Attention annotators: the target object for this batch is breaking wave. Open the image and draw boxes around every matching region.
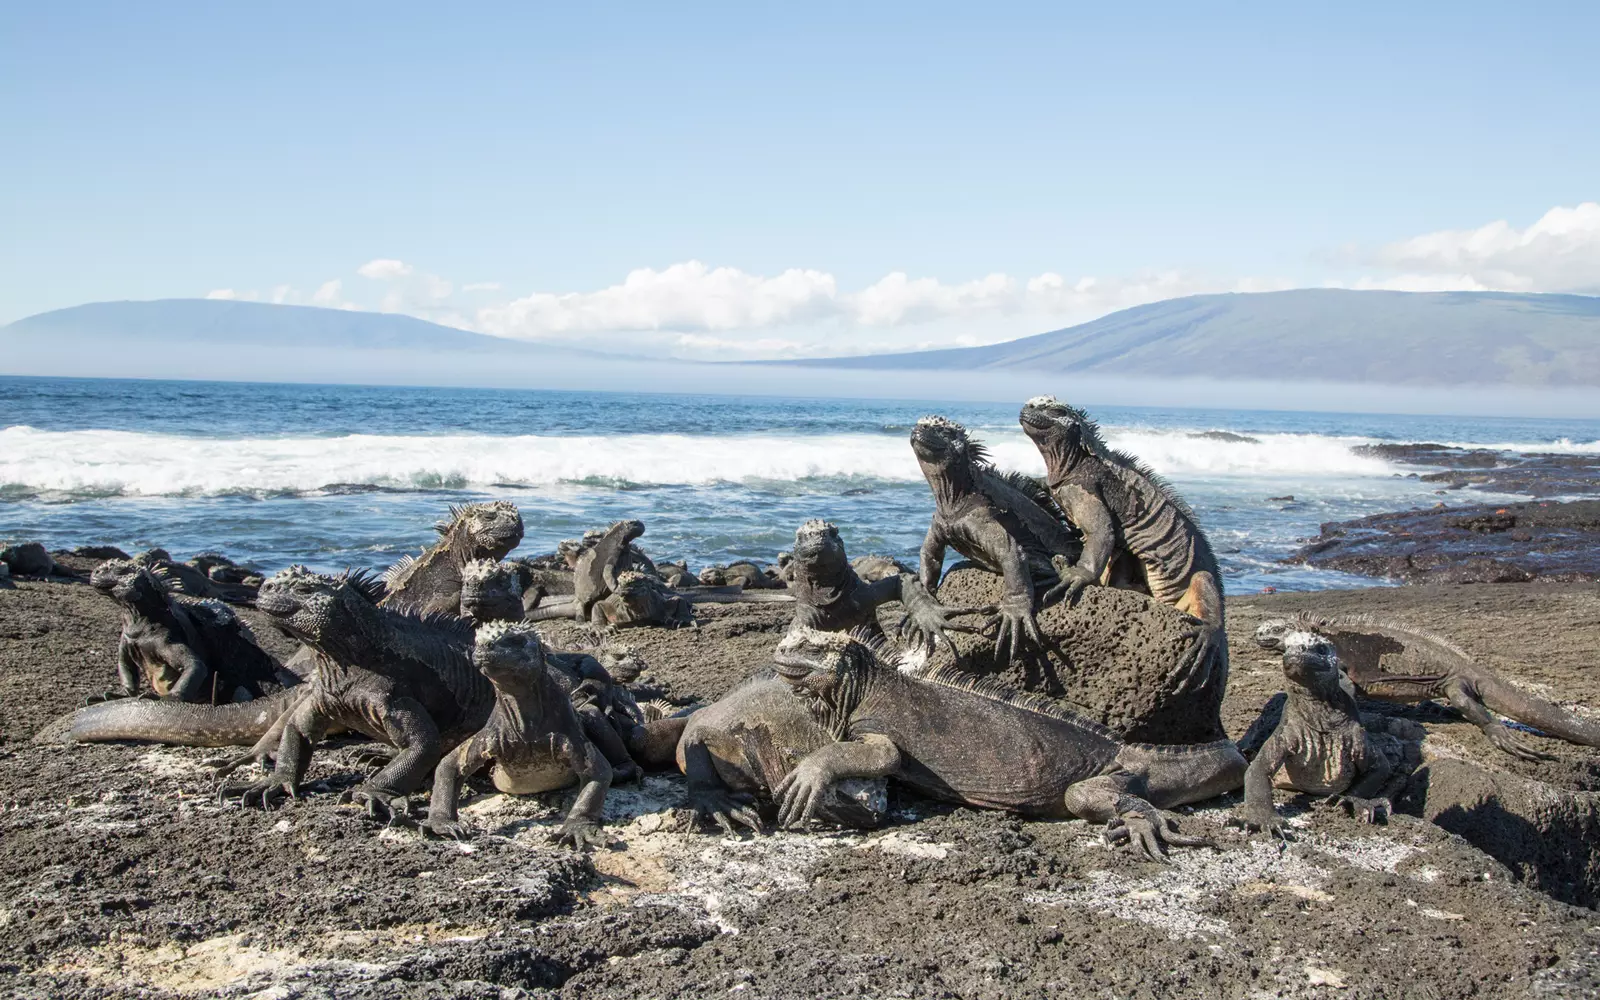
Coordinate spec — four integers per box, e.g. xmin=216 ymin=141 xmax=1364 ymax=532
xmin=0 ymin=423 xmax=1417 ymax=499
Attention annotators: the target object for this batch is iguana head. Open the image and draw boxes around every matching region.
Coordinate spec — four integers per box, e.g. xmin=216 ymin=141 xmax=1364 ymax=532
xmin=439 ymin=501 xmax=525 ymax=561
xmin=773 ymin=627 xmax=880 ymax=733
xmin=90 ymin=558 xmax=169 ymax=607
xmin=596 ymin=571 xmax=679 ymax=627
xmin=1254 ymin=618 xmax=1295 ymax=651
xmin=791 ymin=519 xmax=848 ymax=574
xmin=256 ymin=565 xmax=384 ymax=643
xmin=472 ymin=620 xmax=550 ymax=695
xmin=1277 ymin=629 xmax=1343 ymax=688
xmin=910 ymin=416 xmax=985 ymax=468
xmin=459 ymin=559 xmax=525 ymax=624
xmin=1019 ymin=395 xmax=1096 ymax=470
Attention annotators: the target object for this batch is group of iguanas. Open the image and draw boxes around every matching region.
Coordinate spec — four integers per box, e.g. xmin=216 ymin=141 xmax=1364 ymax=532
xmin=35 ymin=397 xmax=1600 ymax=860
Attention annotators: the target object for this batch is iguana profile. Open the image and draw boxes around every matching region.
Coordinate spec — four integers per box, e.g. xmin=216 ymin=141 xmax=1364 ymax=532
xmin=87 ymin=558 xmax=295 ymax=703
xmin=911 ymin=416 xmax=1082 ymax=671
xmin=787 ymin=518 xmax=984 ymax=653
xmin=1235 ymin=629 xmax=1421 ymax=838
xmin=1256 ymin=614 xmax=1600 ymax=761
xmin=381 ymin=501 xmax=525 ymax=617
xmin=424 ymin=621 xmax=613 ymax=849
xmin=772 ymin=628 xmax=1245 ymax=859
xmin=1019 ymin=396 xmax=1226 ymax=695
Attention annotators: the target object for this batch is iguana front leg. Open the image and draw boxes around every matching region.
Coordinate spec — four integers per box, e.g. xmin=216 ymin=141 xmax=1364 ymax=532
xmin=86 ymin=640 xmax=143 ymax=703
xmin=1443 ymin=676 xmax=1553 ymax=762
xmin=1047 ymin=483 xmax=1117 ymax=602
xmin=551 ymin=735 xmax=612 ymax=850
xmin=917 ymin=522 xmax=948 ymax=595
xmin=340 ymin=695 xmax=444 ymax=823
xmin=424 ymin=735 xmax=490 ymax=839
xmin=1319 ymin=739 xmax=1394 ymax=824
xmin=774 ymin=734 xmax=901 ymax=829
xmin=1232 ymin=731 xmax=1292 ymax=839
xmin=160 ymin=641 xmax=213 ymax=703
xmin=1063 ymin=772 xmax=1213 ymax=862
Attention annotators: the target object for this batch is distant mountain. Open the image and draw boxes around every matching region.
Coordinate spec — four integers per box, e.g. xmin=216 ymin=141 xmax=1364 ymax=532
xmin=777 ymin=290 xmax=1600 ymax=386
xmin=1 ymin=298 xmax=612 ymax=358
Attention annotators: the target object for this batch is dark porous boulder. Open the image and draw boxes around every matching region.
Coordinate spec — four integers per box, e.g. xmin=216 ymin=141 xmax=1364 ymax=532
xmin=931 ymin=565 xmax=1224 ymax=744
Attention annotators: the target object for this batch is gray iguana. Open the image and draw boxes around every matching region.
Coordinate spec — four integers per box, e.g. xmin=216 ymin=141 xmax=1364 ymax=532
xmin=1255 ymin=614 xmax=1600 ymax=761
xmin=458 ymin=558 xmax=527 ymax=624
xmin=771 ymin=628 xmax=1245 ymax=859
xmin=787 ymin=518 xmax=984 ymax=653
xmin=87 ymin=558 xmax=295 ymax=703
xmin=1235 ymin=628 xmax=1422 ymax=838
xmin=423 ymin=621 xmax=613 ymax=848
xmin=1019 ymin=396 xmax=1226 ymax=696
xmin=381 ymin=501 xmax=525 ymax=617
xmin=910 ymin=416 xmax=1082 ymax=673
xmin=675 ymin=674 xmax=889 ymax=834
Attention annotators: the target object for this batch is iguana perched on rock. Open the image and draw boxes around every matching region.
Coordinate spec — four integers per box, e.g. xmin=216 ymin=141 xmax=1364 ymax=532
xmin=772 ymin=628 xmax=1245 ymax=859
xmin=1235 ymin=628 xmax=1422 ymax=838
xmin=590 ymin=570 xmax=694 ymax=628
xmin=130 ymin=548 xmax=254 ymax=603
xmin=787 ymin=518 xmax=984 ymax=652
xmin=910 ymin=416 xmax=1082 ymax=672
xmin=1019 ymin=396 xmax=1226 ymax=696
xmin=1255 ymin=614 xmax=1600 ymax=761
xmin=423 ymin=621 xmax=613 ymax=848
xmin=675 ymin=675 xmax=889 ymax=834
xmin=381 ymin=501 xmax=525 ymax=617
xmin=87 ymin=558 xmax=296 ymax=704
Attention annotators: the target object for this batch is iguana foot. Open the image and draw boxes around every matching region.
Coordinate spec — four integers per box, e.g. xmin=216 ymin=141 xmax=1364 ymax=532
xmin=1485 ymin=723 xmax=1555 ymax=762
xmin=423 ymin=816 xmax=472 ymax=840
xmin=1319 ymin=794 xmax=1391 ymax=825
xmin=895 ymin=576 xmax=991 ymax=656
xmin=1102 ymin=799 xmax=1213 ymax=862
xmin=1168 ymin=624 xmax=1220 ymax=696
xmin=348 ymin=745 xmax=400 ymax=770
xmin=610 ymin=758 xmax=643 ymax=785
xmin=220 ymin=778 xmax=296 ymax=810
xmin=774 ymin=759 xmax=836 ymax=829
xmin=1228 ymin=804 xmax=1290 ymax=841
xmin=206 ymin=748 xmax=275 ymax=780
xmin=550 ymin=817 xmax=608 ymax=851
xmin=688 ymin=786 xmax=763 ymax=836
xmin=1041 ymin=557 xmax=1096 ymax=606
xmin=340 ymin=784 xmax=414 ymax=824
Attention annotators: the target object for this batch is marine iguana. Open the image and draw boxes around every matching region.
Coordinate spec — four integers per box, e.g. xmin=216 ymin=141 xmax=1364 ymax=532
xmin=1235 ymin=629 xmax=1421 ymax=838
xmin=130 ymin=548 xmax=255 ymax=603
xmin=787 ymin=518 xmax=984 ymax=653
xmin=1019 ymin=396 xmax=1226 ymax=695
xmin=675 ymin=675 xmax=889 ymax=834
xmin=458 ymin=558 xmax=527 ymax=623
xmin=87 ymin=558 xmax=295 ymax=704
xmin=381 ymin=501 xmax=525 ymax=617
xmin=771 ymin=628 xmax=1245 ymax=859
xmin=910 ymin=416 xmax=1082 ymax=671
xmin=423 ymin=621 xmax=613 ymax=849
xmin=1255 ymin=614 xmax=1600 ymax=761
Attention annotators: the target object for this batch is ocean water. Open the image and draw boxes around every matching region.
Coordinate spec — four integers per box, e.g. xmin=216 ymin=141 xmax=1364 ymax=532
xmin=4 ymin=375 xmax=1599 ymax=594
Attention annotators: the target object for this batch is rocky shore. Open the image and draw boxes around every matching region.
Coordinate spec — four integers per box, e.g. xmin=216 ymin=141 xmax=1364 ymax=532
xmin=3 ymin=567 xmax=1600 ymax=998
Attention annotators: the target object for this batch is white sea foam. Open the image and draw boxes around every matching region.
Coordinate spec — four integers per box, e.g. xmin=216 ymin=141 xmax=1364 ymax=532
xmin=0 ymin=423 xmax=1417 ymax=497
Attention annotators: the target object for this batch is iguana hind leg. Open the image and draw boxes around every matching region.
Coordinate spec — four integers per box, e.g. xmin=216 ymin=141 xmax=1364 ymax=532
xmin=339 ymin=695 xmax=444 ymax=822
xmin=1444 ymin=677 xmax=1554 ymax=762
xmin=1063 ymin=772 xmax=1213 ymax=862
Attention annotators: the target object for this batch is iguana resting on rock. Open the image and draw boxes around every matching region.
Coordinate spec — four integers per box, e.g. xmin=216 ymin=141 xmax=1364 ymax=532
xmin=87 ymin=558 xmax=296 ymax=703
xmin=787 ymin=518 xmax=983 ymax=652
xmin=1019 ymin=396 xmax=1226 ymax=696
xmin=130 ymin=548 xmax=255 ymax=603
xmin=675 ymin=674 xmax=889 ymax=834
xmin=423 ymin=621 xmax=613 ymax=848
xmin=1255 ymin=614 xmax=1600 ymax=761
xmin=911 ymin=416 xmax=1082 ymax=672
xmin=459 ymin=559 xmax=527 ymax=623
xmin=1235 ymin=628 xmax=1422 ymax=838
xmin=2 ymin=541 xmax=57 ymax=577
xmin=382 ymin=501 xmax=525 ymax=617
xmin=772 ymin=628 xmax=1245 ymax=859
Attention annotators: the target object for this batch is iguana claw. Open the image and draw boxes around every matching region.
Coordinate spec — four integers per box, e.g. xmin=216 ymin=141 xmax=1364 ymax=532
xmin=1319 ymin=794 xmax=1391 ymax=825
xmin=220 ymin=778 xmax=296 ymax=810
xmin=550 ymin=817 xmax=608 ymax=851
xmin=1042 ymin=557 xmax=1096 ymax=607
xmin=1103 ymin=800 xmax=1212 ymax=862
xmin=1228 ymin=804 xmax=1290 ymax=841
xmin=341 ymin=784 xmax=413 ymax=824
xmin=1486 ymin=724 xmax=1554 ymax=762
xmin=689 ymin=786 xmax=763 ymax=836
xmin=423 ymin=817 xmax=471 ymax=840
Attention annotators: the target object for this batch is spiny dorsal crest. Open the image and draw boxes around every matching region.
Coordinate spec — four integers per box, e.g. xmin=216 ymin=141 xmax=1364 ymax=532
xmin=475 ymin=618 xmax=546 ymax=649
xmin=339 ymin=568 xmax=387 ymax=604
xmin=1279 ymin=611 xmax=1474 ymax=661
xmin=1036 ymin=398 xmax=1200 ymax=522
xmin=462 ymin=558 xmax=520 ymax=588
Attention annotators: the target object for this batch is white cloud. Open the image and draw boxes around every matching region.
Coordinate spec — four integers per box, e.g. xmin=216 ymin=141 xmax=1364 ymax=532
xmin=357 ymin=258 xmax=414 ymax=280
xmin=1364 ymin=202 xmax=1600 ymax=294
xmin=204 ymin=289 xmax=238 ymax=300
xmin=269 ymin=284 xmax=293 ymax=304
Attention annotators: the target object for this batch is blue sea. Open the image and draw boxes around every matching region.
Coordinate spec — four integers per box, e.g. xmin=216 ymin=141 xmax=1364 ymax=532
xmin=4 ymin=375 xmax=1599 ymax=593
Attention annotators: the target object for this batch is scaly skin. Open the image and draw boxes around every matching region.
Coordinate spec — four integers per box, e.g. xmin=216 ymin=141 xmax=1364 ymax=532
xmin=424 ymin=621 xmax=613 ymax=849
xmin=771 ymin=628 xmax=1245 ymax=861
xmin=381 ymin=500 xmax=525 ymax=617
xmin=1256 ymin=614 xmax=1600 ymax=762
xmin=88 ymin=559 xmax=294 ymax=704
xmin=910 ymin=416 xmax=1082 ymax=678
xmin=1019 ymin=396 xmax=1227 ymax=698
xmin=786 ymin=518 xmax=986 ymax=654
xmin=1234 ymin=630 xmax=1419 ymax=838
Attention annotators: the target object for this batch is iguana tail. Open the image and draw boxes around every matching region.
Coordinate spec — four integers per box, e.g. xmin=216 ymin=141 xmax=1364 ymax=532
xmin=44 ymin=688 xmax=303 ymax=747
xmin=1477 ymin=674 xmax=1600 ymax=748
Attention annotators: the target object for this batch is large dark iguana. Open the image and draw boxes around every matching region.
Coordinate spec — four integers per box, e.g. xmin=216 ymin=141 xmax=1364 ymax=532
xmin=1019 ymin=396 xmax=1226 ymax=696
xmin=1255 ymin=614 xmax=1600 ymax=761
xmin=910 ymin=416 xmax=1082 ymax=671
xmin=459 ymin=558 xmax=528 ymax=624
xmin=1235 ymin=628 xmax=1422 ymax=838
xmin=87 ymin=558 xmax=296 ymax=704
xmin=771 ymin=628 xmax=1246 ymax=859
xmin=787 ymin=518 xmax=984 ymax=653
xmin=381 ymin=501 xmax=525 ymax=617
xmin=674 ymin=674 xmax=889 ymax=835
xmin=424 ymin=621 xmax=613 ymax=849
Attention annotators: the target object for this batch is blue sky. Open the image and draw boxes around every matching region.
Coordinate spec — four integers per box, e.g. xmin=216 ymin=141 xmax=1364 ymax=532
xmin=3 ymin=3 xmax=1598 ymax=357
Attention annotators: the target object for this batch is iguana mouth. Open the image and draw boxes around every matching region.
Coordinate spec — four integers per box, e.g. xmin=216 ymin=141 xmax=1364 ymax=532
xmin=254 ymin=589 xmax=300 ymax=618
xmin=1019 ymin=407 xmax=1057 ymax=430
xmin=772 ymin=651 xmax=818 ymax=681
